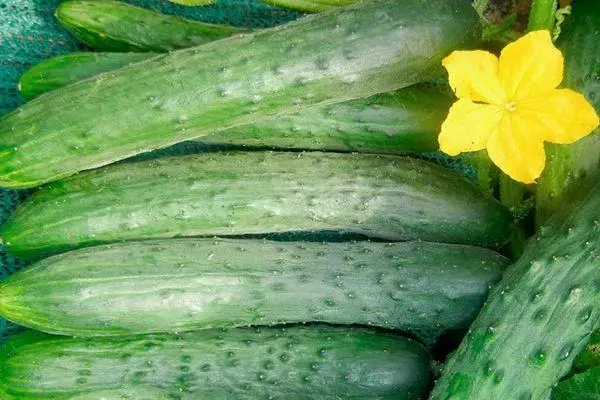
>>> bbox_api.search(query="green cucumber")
[0,0,481,188]
[0,239,508,343]
[201,85,450,153]
[260,0,357,13]
[429,183,600,400]
[1,152,512,260]
[535,0,600,226]
[56,0,247,52]
[18,52,157,100]
[0,326,432,399]
[18,49,450,152]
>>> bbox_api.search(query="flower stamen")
[504,100,517,113]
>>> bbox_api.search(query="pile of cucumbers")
[0,0,598,399]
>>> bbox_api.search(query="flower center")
[504,100,517,113]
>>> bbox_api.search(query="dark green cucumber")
[536,0,600,226]
[18,52,157,100]
[56,0,247,52]
[0,239,508,343]
[0,0,481,188]
[429,183,600,400]
[199,85,450,153]
[260,0,357,13]
[18,48,450,152]
[0,326,432,400]
[1,152,512,260]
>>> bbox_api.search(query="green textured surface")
[0,0,299,342]
[0,326,432,399]
[0,0,478,343]
[1,152,512,260]
[429,182,600,399]
[0,0,481,188]
[0,239,508,345]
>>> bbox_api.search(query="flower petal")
[487,115,546,184]
[442,50,506,104]
[498,30,563,101]
[439,99,503,156]
[517,89,600,144]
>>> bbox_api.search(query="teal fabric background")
[0,0,301,341]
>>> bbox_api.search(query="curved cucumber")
[260,0,357,13]
[56,0,247,52]
[0,0,480,188]
[19,48,450,151]
[0,326,432,400]
[430,183,600,399]
[18,50,450,152]
[1,152,512,260]
[18,52,157,99]
[0,239,508,343]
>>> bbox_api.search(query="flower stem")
[527,0,557,32]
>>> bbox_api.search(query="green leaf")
[167,0,215,5]
[553,367,600,399]
[573,331,600,374]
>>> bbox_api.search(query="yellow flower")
[438,30,599,184]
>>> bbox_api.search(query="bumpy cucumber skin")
[56,0,246,52]
[429,184,600,400]
[19,49,450,152]
[535,0,600,226]
[0,0,480,188]
[17,47,450,152]
[18,52,157,99]
[0,239,508,343]
[0,326,432,400]
[200,85,451,153]
[261,0,357,13]
[1,152,512,259]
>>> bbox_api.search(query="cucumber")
[56,0,247,52]
[260,0,357,13]
[429,183,600,400]
[1,152,512,260]
[535,0,600,226]
[18,52,157,100]
[0,239,508,343]
[201,85,450,153]
[19,49,450,151]
[17,50,450,152]
[0,0,481,188]
[0,326,432,400]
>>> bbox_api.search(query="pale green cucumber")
[18,52,157,100]
[56,0,247,52]
[0,0,481,188]
[1,152,513,260]
[0,239,508,343]
[0,326,432,399]
[18,48,450,152]
[429,182,600,399]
